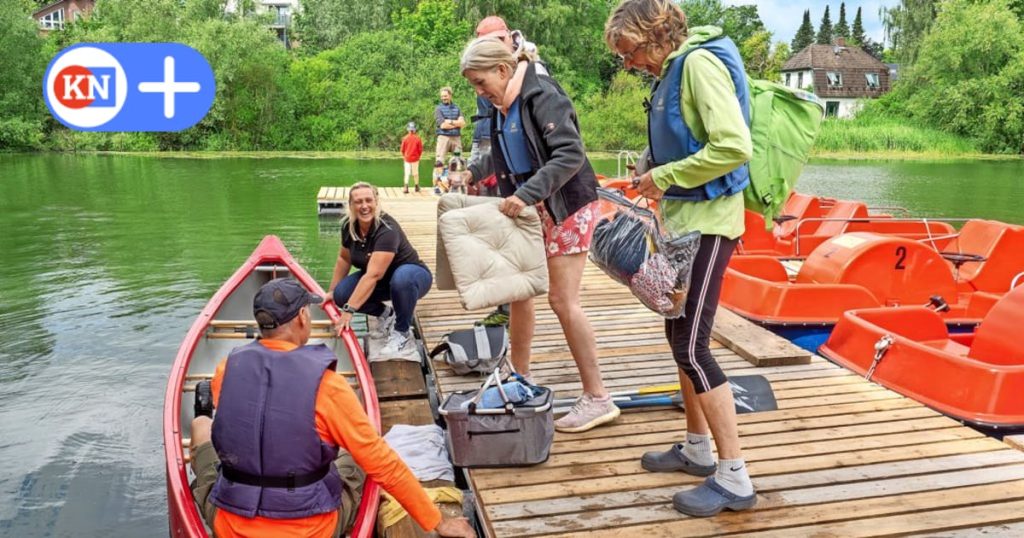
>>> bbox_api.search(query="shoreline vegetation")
[11,146,1015,163]
[4,1,1023,157]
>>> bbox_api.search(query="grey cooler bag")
[428,325,508,375]
[439,369,554,467]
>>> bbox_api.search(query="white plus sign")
[137,56,201,119]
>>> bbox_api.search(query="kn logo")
[44,43,215,131]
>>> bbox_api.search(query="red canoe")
[163,235,381,537]
[820,282,1024,431]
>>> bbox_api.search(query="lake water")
[1,154,1022,536]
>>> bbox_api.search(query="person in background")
[188,278,475,538]
[433,86,465,194]
[604,0,756,517]
[457,37,618,433]
[327,182,433,357]
[401,122,423,194]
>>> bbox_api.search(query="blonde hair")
[344,182,382,240]
[460,36,537,75]
[440,86,452,95]
[604,0,688,56]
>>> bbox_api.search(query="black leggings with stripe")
[665,234,738,394]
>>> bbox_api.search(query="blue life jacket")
[436,102,462,137]
[209,341,342,519]
[496,98,534,179]
[473,96,493,142]
[648,37,751,202]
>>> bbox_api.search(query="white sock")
[715,458,754,497]
[683,432,715,466]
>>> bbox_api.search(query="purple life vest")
[209,341,343,519]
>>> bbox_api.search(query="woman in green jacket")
[605,0,756,517]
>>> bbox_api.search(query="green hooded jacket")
[650,26,752,239]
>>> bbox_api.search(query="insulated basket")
[439,369,553,467]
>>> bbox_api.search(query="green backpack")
[743,79,824,229]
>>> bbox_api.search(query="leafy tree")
[861,39,885,61]
[679,0,726,28]
[294,0,416,55]
[816,5,833,45]
[792,9,815,52]
[456,1,617,97]
[722,4,765,46]
[679,0,763,45]
[851,7,867,45]
[1012,0,1024,19]
[577,71,648,151]
[835,3,850,41]
[0,0,46,149]
[393,0,471,53]
[883,0,1024,152]
[881,0,938,65]
[741,31,790,81]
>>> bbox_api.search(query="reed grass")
[813,115,980,156]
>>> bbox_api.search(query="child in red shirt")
[400,122,423,194]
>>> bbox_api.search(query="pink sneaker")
[555,393,620,433]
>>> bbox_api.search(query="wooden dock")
[329,187,1024,537]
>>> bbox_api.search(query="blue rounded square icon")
[43,43,216,132]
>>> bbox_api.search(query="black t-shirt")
[342,213,425,277]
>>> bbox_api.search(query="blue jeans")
[332,264,432,333]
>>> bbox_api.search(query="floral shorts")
[538,200,600,258]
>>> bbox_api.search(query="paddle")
[552,375,777,414]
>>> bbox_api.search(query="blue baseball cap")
[253,278,323,329]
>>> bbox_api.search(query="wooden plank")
[739,499,1024,538]
[1006,434,1024,452]
[479,427,987,504]
[371,360,427,400]
[531,479,1024,538]
[378,399,434,432]
[317,186,327,199]
[485,439,1013,522]
[712,308,812,366]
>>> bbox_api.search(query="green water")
[0,154,1022,535]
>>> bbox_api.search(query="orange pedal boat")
[739,192,957,258]
[819,282,1024,433]
[721,219,1024,350]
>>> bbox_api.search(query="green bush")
[578,72,648,152]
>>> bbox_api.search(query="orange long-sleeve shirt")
[210,339,442,537]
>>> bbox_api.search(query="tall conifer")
[851,6,867,45]
[792,9,815,52]
[816,5,833,44]
[835,3,850,40]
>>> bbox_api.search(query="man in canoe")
[188,278,475,537]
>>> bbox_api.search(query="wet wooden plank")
[713,308,812,366]
[371,360,427,401]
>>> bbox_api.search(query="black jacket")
[467,62,598,224]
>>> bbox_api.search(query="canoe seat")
[967,284,1024,365]
[944,220,1024,292]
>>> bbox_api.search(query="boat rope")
[866,334,894,381]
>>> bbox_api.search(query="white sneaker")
[379,329,414,357]
[369,306,396,340]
